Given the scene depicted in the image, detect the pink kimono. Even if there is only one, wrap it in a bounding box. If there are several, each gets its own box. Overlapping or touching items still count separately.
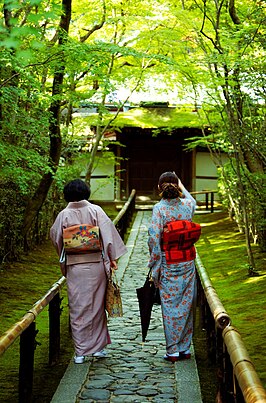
[50,200,127,356]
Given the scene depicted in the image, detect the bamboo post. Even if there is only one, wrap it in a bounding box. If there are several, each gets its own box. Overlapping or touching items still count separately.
[49,293,61,366]
[211,191,214,213]
[18,322,36,403]
[205,191,209,210]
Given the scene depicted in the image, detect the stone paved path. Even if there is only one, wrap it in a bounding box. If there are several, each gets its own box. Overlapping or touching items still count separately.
[51,211,202,403]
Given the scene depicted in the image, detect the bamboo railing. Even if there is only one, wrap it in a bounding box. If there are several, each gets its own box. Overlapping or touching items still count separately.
[223,326,266,403]
[0,277,66,358]
[196,252,266,403]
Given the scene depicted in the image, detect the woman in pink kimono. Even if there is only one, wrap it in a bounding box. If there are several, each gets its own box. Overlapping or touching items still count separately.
[148,172,197,362]
[50,179,127,364]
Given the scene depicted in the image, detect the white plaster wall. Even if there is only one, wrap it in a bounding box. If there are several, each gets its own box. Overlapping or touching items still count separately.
[83,149,228,202]
[90,177,114,200]
[195,151,228,201]
[86,152,115,200]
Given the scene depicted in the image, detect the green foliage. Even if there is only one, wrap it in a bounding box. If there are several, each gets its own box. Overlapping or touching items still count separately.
[0,142,49,191]
[0,179,25,261]
[0,0,265,260]
[218,161,266,250]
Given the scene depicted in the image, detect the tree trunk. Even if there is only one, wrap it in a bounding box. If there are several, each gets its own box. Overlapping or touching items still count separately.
[22,0,72,239]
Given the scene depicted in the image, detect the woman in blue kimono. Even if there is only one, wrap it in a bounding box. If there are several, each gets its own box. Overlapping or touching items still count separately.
[148,171,197,362]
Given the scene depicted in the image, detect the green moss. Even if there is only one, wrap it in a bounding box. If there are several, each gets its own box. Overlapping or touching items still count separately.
[78,105,208,129]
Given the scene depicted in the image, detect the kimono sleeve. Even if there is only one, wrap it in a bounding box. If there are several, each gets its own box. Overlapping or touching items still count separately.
[50,212,64,256]
[97,207,127,261]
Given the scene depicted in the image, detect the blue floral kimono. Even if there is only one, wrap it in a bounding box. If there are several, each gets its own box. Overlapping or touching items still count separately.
[148,196,196,355]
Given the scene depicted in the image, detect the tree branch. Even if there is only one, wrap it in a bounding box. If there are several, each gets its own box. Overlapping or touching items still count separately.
[80,0,106,42]
[199,0,223,54]
[229,0,241,25]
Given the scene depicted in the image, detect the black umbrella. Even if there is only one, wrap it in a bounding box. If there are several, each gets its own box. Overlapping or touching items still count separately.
[136,270,161,342]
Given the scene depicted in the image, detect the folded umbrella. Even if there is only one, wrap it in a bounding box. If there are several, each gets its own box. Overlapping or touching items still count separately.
[136,269,161,342]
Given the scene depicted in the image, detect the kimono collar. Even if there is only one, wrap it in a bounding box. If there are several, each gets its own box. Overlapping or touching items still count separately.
[67,200,90,209]
[161,198,180,205]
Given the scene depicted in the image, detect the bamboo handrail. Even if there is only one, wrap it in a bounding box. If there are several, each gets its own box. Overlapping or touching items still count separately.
[0,277,66,357]
[113,189,136,225]
[191,190,218,195]
[195,251,266,402]
[223,327,266,403]
[195,252,231,329]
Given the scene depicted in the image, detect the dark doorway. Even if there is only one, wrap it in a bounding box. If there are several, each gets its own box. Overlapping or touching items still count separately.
[118,128,195,199]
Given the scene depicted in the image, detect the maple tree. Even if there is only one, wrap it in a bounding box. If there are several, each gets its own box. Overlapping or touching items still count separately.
[0,0,265,262]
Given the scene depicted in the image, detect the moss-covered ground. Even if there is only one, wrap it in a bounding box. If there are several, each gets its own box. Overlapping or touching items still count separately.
[0,241,73,403]
[0,210,265,402]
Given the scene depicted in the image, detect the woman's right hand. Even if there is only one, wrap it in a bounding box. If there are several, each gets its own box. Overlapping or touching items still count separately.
[110,260,118,270]
[178,178,183,189]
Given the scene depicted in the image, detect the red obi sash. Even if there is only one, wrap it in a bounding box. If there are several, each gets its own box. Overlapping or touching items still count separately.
[162,220,201,264]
